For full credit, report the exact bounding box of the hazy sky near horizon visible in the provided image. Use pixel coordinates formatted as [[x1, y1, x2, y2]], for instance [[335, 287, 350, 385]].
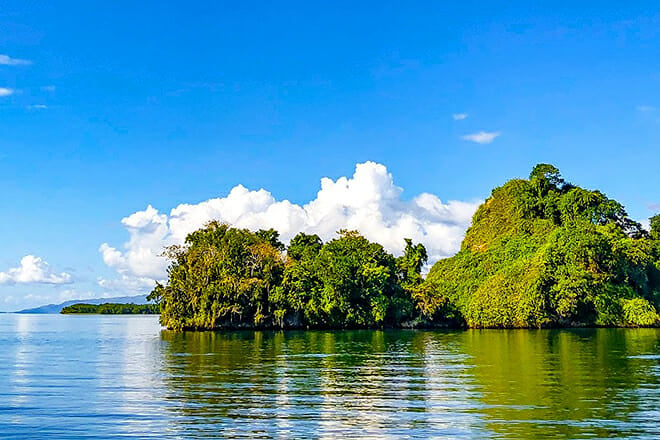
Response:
[[1, 1, 659, 310]]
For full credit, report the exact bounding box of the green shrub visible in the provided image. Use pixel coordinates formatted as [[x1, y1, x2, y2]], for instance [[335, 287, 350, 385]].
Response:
[[622, 298, 660, 327]]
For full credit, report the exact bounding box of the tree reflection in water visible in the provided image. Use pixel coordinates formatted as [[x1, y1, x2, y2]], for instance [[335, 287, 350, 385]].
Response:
[[159, 328, 660, 439]]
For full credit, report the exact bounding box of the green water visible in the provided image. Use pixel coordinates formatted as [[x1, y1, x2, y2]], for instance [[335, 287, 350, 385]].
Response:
[[1, 314, 658, 438]]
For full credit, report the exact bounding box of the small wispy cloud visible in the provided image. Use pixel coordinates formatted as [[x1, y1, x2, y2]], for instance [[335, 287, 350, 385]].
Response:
[[0, 54, 31, 66], [452, 113, 468, 120], [637, 105, 656, 112], [649, 203, 660, 211], [27, 104, 48, 110], [461, 131, 501, 144], [0, 88, 14, 97], [41, 85, 56, 92]]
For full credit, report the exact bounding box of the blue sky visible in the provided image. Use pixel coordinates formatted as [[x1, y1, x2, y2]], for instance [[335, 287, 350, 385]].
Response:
[[1, 1, 659, 310]]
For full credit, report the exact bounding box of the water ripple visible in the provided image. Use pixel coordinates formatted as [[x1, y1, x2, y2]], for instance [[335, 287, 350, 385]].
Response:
[[0, 316, 658, 438]]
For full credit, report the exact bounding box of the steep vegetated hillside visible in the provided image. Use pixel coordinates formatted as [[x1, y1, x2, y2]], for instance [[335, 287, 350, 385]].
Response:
[[418, 164, 660, 328]]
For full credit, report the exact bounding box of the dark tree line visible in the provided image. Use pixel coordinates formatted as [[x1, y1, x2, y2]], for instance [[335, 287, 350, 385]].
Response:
[[61, 303, 159, 314]]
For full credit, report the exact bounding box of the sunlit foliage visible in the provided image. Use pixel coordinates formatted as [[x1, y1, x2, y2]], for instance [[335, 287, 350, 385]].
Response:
[[150, 223, 426, 330], [150, 165, 659, 330], [418, 164, 660, 328], [148, 222, 287, 330]]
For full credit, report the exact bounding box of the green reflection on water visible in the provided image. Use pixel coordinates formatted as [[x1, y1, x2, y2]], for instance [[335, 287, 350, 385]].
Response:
[[159, 328, 660, 438], [459, 329, 660, 438]]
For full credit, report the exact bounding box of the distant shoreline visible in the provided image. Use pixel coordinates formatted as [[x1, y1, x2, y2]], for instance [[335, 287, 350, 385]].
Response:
[[60, 302, 159, 315]]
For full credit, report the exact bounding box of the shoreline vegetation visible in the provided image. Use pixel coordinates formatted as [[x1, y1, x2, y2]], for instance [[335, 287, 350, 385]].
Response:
[[61, 303, 159, 315], [148, 164, 660, 331]]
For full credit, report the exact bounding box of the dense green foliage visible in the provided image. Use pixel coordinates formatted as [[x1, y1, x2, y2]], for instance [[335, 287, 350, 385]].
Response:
[[149, 223, 426, 330], [151, 165, 659, 330], [61, 303, 159, 314], [417, 164, 660, 328], [282, 230, 420, 328], [148, 223, 286, 330]]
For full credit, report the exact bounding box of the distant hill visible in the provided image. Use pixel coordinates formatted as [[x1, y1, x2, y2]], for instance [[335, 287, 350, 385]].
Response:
[[16, 295, 151, 314]]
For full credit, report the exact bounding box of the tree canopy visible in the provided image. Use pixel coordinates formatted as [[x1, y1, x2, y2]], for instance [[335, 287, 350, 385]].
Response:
[[150, 165, 660, 330], [61, 303, 159, 314], [149, 223, 427, 330]]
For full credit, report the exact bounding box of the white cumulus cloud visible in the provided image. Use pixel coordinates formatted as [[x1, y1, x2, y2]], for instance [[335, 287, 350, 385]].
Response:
[[461, 131, 500, 144], [98, 274, 160, 293], [452, 113, 468, 120], [0, 255, 73, 285], [0, 54, 31, 66], [99, 162, 481, 291], [0, 88, 14, 97]]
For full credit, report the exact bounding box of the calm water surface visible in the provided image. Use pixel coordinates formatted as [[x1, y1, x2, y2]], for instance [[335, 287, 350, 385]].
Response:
[[0, 314, 658, 439]]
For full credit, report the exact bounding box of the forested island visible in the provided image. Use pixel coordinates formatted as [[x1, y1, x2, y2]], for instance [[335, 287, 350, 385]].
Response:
[[148, 164, 660, 330], [61, 303, 159, 314]]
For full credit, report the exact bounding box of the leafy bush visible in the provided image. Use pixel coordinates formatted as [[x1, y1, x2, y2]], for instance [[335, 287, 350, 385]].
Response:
[[622, 298, 660, 327]]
